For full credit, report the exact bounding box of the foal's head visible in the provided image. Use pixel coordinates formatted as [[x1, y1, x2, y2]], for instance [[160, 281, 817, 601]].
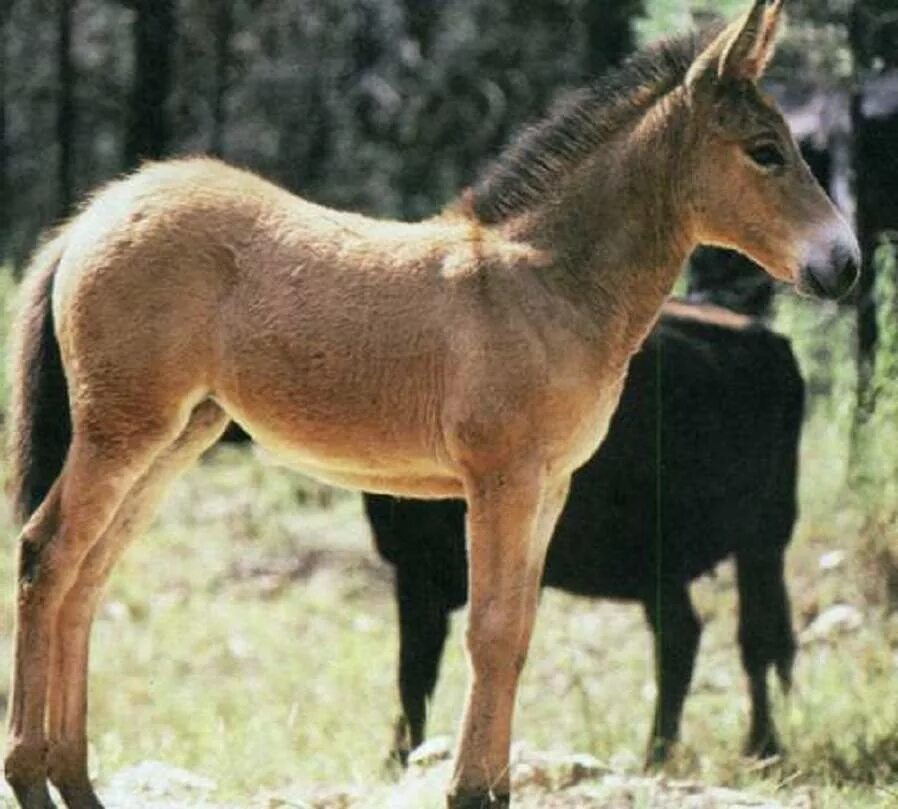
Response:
[[681, 0, 859, 300]]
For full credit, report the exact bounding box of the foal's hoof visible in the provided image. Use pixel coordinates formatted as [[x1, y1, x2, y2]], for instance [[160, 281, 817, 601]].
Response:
[[57, 784, 105, 809], [446, 790, 511, 809], [8, 781, 57, 809]]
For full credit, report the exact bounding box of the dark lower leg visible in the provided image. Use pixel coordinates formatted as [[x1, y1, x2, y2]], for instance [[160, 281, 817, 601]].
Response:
[[394, 576, 450, 764], [736, 552, 793, 758], [644, 588, 701, 767], [744, 665, 780, 757], [447, 790, 510, 808]]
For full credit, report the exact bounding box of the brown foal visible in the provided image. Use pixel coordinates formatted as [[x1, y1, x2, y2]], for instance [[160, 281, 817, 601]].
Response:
[[5, 2, 858, 807]]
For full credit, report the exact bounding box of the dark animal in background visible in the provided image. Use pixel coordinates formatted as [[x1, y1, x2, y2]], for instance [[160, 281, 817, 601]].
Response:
[[366, 301, 804, 767], [687, 246, 775, 317]]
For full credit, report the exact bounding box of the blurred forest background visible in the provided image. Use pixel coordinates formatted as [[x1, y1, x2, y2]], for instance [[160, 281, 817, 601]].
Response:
[[0, 2, 895, 806]]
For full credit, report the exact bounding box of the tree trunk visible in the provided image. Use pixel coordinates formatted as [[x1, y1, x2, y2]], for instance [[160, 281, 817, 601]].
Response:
[[402, 0, 442, 55], [124, 0, 176, 169], [849, 2, 878, 429], [581, 0, 644, 75], [851, 88, 878, 426], [57, 0, 76, 218], [0, 2, 9, 259], [848, 1, 898, 452], [210, 0, 233, 157]]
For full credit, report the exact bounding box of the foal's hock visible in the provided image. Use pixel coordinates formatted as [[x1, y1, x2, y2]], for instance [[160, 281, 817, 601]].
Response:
[[5, 2, 858, 808]]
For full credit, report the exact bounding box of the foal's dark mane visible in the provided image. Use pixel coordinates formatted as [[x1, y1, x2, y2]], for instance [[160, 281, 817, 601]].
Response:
[[468, 30, 714, 225]]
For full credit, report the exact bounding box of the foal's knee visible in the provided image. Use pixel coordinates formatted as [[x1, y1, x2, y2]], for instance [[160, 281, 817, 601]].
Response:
[[465, 603, 529, 678]]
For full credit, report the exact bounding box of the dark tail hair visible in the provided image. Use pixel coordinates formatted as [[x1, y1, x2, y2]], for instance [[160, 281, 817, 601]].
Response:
[[8, 231, 72, 524]]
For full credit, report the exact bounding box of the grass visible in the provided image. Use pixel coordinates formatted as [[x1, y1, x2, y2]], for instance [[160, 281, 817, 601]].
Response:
[[0, 420, 894, 807]]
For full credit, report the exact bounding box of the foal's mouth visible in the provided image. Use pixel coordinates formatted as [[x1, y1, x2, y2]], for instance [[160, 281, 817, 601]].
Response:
[[796, 267, 859, 301]]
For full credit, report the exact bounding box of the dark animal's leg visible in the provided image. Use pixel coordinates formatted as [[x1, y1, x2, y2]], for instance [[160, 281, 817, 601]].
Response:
[[393, 566, 451, 765], [736, 551, 796, 758], [45, 402, 228, 807], [643, 586, 701, 768]]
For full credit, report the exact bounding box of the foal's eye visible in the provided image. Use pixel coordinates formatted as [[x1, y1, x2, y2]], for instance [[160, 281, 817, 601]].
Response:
[[746, 143, 786, 170]]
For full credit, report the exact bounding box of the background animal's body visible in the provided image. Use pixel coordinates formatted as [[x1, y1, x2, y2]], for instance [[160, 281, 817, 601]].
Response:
[[367, 303, 804, 766]]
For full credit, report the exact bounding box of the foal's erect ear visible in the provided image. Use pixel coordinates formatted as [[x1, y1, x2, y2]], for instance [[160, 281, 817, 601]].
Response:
[[719, 0, 785, 80], [686, 0, 785, 87]]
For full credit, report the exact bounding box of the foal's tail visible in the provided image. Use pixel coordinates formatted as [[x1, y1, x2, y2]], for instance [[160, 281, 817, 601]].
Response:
[[8, 230, 72, 524]]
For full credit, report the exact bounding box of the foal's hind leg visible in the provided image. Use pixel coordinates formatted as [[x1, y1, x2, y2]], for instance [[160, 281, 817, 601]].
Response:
[[45, 401, 229, 808], [5, 405, 200, 809]]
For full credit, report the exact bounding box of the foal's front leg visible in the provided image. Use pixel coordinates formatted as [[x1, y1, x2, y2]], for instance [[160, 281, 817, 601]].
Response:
[[447, 469, 569, 809]]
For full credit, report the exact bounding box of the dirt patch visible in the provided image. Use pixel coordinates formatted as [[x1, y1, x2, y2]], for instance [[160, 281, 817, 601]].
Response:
[[0, 753, 801, 809]]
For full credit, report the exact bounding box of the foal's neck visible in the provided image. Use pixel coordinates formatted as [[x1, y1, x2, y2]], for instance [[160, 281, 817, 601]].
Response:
[[508, 93, 695, 356]]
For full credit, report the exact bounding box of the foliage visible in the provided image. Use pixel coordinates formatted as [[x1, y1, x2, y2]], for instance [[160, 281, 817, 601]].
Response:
[[1, 0, 644, 261], [871, 238, 898, 429], [3, 0, 888, 257], [637, 0, 744, 42], [0, 266, 17, 416]]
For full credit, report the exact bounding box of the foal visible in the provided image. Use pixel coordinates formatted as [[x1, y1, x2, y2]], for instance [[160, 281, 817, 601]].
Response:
[[5, 2, 858, 807]]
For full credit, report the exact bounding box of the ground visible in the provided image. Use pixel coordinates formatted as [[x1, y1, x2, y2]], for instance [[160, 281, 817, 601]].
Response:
[[0, 426, 895, 808]]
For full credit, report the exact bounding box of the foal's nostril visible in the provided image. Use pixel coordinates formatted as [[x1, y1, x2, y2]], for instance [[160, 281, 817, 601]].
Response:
[[829, 243, 860, 299], [798, 242, 861, 301]]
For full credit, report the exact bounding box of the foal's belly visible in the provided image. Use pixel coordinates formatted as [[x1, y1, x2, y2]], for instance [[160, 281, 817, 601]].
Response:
[[213, 363, 460, 498], [233, 412, 461, 498]]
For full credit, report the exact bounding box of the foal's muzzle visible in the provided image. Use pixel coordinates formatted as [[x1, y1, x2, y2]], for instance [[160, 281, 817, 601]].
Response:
[[797, 241, 861, 302]]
